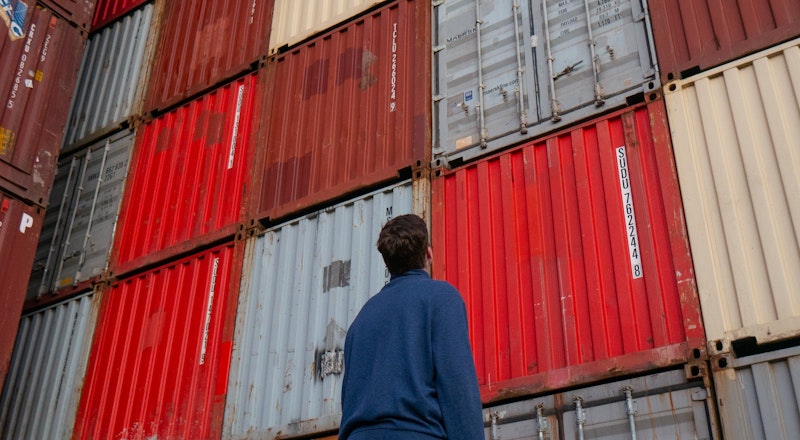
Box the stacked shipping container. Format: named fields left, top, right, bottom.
left=0, top=0, right=89, bottom=393
left=1, top=0, right=800, bottom=438
left=665, top=37, right=800, bottom=439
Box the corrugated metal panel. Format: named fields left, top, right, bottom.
left=143, top=0, right=273, bottom=113
left=91, top=0, right=152, bottom=31
left=0, top=292, right=99, bottom=440
left=224, top=181, right=413, bottom=439
left=111, top=73, right=258, bottom=277
left=268, top=0, right=389, bottom=54
left=0, top=190, right=45, bottom=394
left=649, top=0, right=800, bottom=83
left=483, top=369, right=715, bottom=439
left=73, top=242, right=243, bottom=440
left=432, top=0, right=659, bottom=166
left=712, top=345, right=800, bottom=440
left=664, top=38, right=800, bottom=356
left=0, top=7, right=86, bottom=207
left=62, top=3, right=156, bottom=150
left=431, top=101, right=706, bottom=403
left=254, top=0, right=430, bottom=222
left=26, top=131, right=134, bottom=303
left=38, top=0, right=96, bottom=30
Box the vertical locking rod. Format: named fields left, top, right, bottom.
left=574, top=396, right=586, bottom=440
left=623, top=386, right=638, bottom=440
left=512, top=1, right=528, bottom=133
left=581, top=0, right=605, bottom=105
left=540, top=0, right=561, bottom=121
left=474, top=0, right=488, bottom=147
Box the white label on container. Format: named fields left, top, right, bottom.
left=616, top=146, right=642, bottom=279
left=228, top=84, right=245, bottom=170
left=389, top=22, right=398, bottom=112
left=199, top=257, right=219, bottom=365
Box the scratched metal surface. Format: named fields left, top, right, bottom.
left=224, top=181, right=412, bottom=439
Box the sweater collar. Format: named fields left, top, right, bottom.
left=390, top=268, right=430, bottom=281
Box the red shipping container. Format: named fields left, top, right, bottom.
left=253, top=0, right=430, bottom=222
left=0, top=189, right=45, bottom=395
left=144, top=0, right=274, bottom=113
left=73, top=242, right=243, bottom=440
left=110, top=73, right=258, bottom=277
left=38, top=0, right=96, bottom=30
left=91, top=0, right=151, bottom=31
left=0, top=6, right=85, bottom=207
left=431, top=100, right=706, bottom=403
left=649, top=0, right=800, bottom=82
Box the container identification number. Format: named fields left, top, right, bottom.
left=616, top=146, right=642, bottom=279
left=389, top=22, right=398, bottom=112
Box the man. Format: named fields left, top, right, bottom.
left=339, top=214, right=485, bottom=440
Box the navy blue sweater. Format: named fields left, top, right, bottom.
left=339, top=269, right=484, bottom=440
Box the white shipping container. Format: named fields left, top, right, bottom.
left=269, top=0, right=389, bottom=55
left=223, top=181, right=414, bottom=438
left=62, top=3, right=157, bottom=150
left=712, top=345, right=800, bottom=440
left=482, top=369, right=716, bottom=439
left=0, top=292, right=99, bottom=440
left=433, top=0, right=659, bottom=165
left=664, top=38, right=800, bottom=356
left=27, top=131, right=135, bottom=302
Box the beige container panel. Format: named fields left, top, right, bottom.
left=269, top=0, right=387, bottom=54
left=664, top=38, right=800, bottom=355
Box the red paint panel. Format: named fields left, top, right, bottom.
left=111, top=73, right=258, bottom=276
left=0, top=190, right=45, bottom=394
left=253, top=0, right=430, bottom=222
left=0, top=8, right=85, bottom=207
left=73, top=242, right=243, bottom=440
left=650, top=0, right=800, bottom=82
left=91, top=0, right=150, bottom=31
left=431, top=101, right=705, bottom=402
left=38, top=0, right=96, bottom=30
left=144, top=0, right=274, bottom=113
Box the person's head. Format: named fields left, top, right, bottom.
left=376, top=214, right=432, bottom=276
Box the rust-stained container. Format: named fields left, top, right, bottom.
left=0, top=189, right=45, bottom=395
left=37, top=0, right=96, bottom=31
left=143, top=0, right=273, bottom=114
left=73, top=242, right=244, bottom=440
left=91, top=0, right=151, bottom=31
left=664, top=38, right=800, bottom=356
left=110, top=73, right=258, bottom=278
left=430, top=100, right=706, bottom=403
left=649, top=0, right=800, bottom=83
left=253, top=0, right=430, bottom=223
left=0, top=6, right=86, bottom=207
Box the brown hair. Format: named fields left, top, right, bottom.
left=376, top=214, right=429, bottom=276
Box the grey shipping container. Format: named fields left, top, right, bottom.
left=26, top=131, right=134, bottom=304
left=62, top=2, right=158, bottom=151
left=432, top=0, right=659, bottom=165
left=224, top=181, right=414, bottom=439
left=0, top=292, right=99, bottom=440
left=483, top=369, right=717, bottom=439
left=712, top=345, right=800, bottom=440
